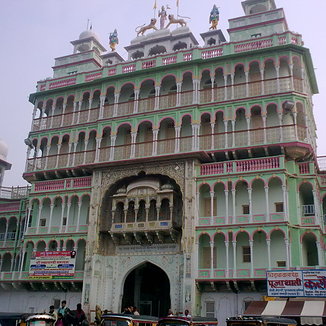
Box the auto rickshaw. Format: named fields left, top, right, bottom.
left=25, top=314, right=56, bottom=326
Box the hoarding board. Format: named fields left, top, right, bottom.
left=267, top=270, right=326, bottom=297
left=29, top=251, right=76, bottom=279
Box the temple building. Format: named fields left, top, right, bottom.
left=0, top=0, right=325, bottom=325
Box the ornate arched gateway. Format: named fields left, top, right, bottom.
left=83, top=163, right=196, bottom=316
left=122, top=262, right=170, bottom=316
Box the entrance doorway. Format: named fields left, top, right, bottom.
left=122, top=262, right=171, bottom=317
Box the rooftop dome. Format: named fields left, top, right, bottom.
left=0, top=139, right=8, bottom=161
left=79, top=29, right=99, bottom=41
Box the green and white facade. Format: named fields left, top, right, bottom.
left=0, top=0, right=325, bottom=324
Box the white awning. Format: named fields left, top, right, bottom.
left=261, top=301, right=287, bottom=316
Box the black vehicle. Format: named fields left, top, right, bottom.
left=158, top=316, right=218, bottom=326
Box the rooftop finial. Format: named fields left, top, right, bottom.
left=209, top=5, right=220, bottom=30
left=109, top=29, right=119, bottom=52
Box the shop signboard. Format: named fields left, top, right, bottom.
left=267, top=269, right=326, bottom=297
left=29, top=250, right=76, bottom=279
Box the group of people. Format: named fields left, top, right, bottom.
left=122, top=306, right=140, bottom=315
left=49, top=301, right=89, bottom=326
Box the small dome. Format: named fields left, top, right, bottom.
left=79, top=29, right=99, bottom=41
left=0, top=139, right=8, bottom=161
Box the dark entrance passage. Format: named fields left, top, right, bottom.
left=122, top=262, right=170, bottom=317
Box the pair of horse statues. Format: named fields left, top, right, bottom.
left=136, top=14, right=187, bottom=36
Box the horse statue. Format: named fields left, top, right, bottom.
left=135, top=18, right=158, bottom=36
left=209, top=4, right=220, bottom=30
left=165, top=14, right=187, bottom=28
left=109, top=29, right=119, bottom=51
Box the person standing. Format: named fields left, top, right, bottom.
left=49, top=305, right=58, bottom=321
left=74, top=303, right=86, bottom=326
left=58, top=300, right=71, bottom=326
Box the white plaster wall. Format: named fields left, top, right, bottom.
left=200, top=292, right=263, bottom=326
left=0, top=290, right=81, bottom=313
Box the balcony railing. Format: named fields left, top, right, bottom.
left=198, top=213, right=285, bottom=226
left=0, top=186, right=30, bottom=199
left=196, top=266, right=326, bottom=281
left=25, top=124, right=309, bottom=173
left=200, top=156, right=283, bottom=176
left=36, top=31, right=303, bottom=92
left=32, top=76, right=303, bottom=132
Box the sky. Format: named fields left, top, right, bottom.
left=0, top=0, right=326, bottom=186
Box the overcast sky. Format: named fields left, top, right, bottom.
left=1, top=0, right=325, bottom=186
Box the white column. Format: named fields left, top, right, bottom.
left=99, top=95, right=106, bottom=119
left=248, top=187, right=253, bottom=223
left=282, top=185, right=288, bottom=221
left=231, top=120, right=235, bottom=148
left=224, top=75, right=228, bottom=100
left=3, top=221, right=9, bottom=247
left=316, top=241, right=325, bottom=266
left=245, top=71, right=249, bottom=97
left=266, top=239, right=271, bottom=269
left=224, top=189, right=229, bottom=224
left=154, top=86, right=161, bottom=110
left=109, top=134, right=117, bottom=161
left=133, top=89, right=139, bottom=114
left=312, top=190, right=320, bottom=224
left=278, top=113, right=283, bottom=142
left=192, top=79, right=200, bottom=104
left=276, top=65, right=280, bottom=92
left=50, top=104, right=55, bottom=128
left=76, top=201, right=82, bottom=232
left=232, top=240, right=237, bottom=277
left=262, top=114, right=267, bottom=144
left=176, top=82, right=182, bottom=107
left=95, top=138, right=101, bottom=162
left=152, top=128, right=159, bottom=156
left=210, top=191, right=215, bottom=225
left=249, top=239, right=254, bottom=277
left=60, top=102, right=67, bottom=127
left=55, top=143, right=62, bottom=168
left=113, top=93, right=120, bottom=117
left=48, top=203, right=54, bottom=233
left=285, top=238, right=290, bottom=268
left=87, top=98, right=92, bottom=122
left=246, top=116, right=251, bottom=146
left=289, top=63, right=294, bottom=90
left=130, top=131, right=137, bottom=158
left=230, top=74, right=235, bottom=99
left=224, top=120, right=228, bottom=148
left=211, top=77, right=215, bottom=102
left=60, top=198, right=66, bottom=233
left=260, top=68, right=265, bottom=95
left=36, top=202, right=43, bottom=234
left=265, top=186, right=270, bottom=222
left=65, top=201, right=72, bottom=233
left=175, top=126, right=181, bottom=153
left=210, top=123, right=215, bottom=150
left=210, top=241, right=214, bottom=278
left=225, top=240, right=230, bottom=278
left=232, top=188, right=236, bottom=224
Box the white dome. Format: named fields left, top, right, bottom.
left=79, top=29, right=99, bottom=41
left=0, top=139, right=8, bottom=161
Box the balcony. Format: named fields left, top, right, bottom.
left=26, top=224, right=88, bottom=235
left=200, top=156, right=283, bottom=176
left=36, top=31, right=303, bottom=93
left=198, top=213, right=285, bottom=226
left=0, top=186, right=30, bottom=199
left=196, top=266, right=326, bottom=281
left=31, top=76, right=304, bottom=133
left=31, top=176, right=92, bottom=193
left=25, top=124, right=310, bottom=174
